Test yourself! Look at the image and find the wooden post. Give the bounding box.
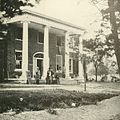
[83,56,87,91]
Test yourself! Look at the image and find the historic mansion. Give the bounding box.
[0,9,85,82]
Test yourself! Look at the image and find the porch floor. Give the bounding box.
[3,77,83,85]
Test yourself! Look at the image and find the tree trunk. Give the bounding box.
[108,0,120,75]
[95,66,98,82]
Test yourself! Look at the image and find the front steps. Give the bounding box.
[3,77,84,85]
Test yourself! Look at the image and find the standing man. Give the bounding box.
[46,67,55,84]
[35,67,41,84]
[46,68,51,84]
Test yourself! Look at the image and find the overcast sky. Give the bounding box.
[29,0,102,29]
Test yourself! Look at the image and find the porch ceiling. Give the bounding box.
[15,22,65,36]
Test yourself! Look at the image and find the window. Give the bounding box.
[56,36,62,46]
[56,55,62,72]
[69,58,73,73]
[37,32,44,43]
[69,36,79,49]
[15,50,22,69]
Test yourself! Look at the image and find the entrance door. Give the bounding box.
[33,52,44,77]
[37,59,43,76]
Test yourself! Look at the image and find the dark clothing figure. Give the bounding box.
[35,72,40,84]
[55,74,60,84]
[35,68,41,84]
[46,69,52,84]
[46,67,60,84]
[46,68,54,84]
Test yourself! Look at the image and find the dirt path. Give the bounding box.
[1,83,120,94]
[0,95,120,120]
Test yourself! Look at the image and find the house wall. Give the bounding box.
[7,26,16,77]
[28,29,43,76]
[7,25,66,78]
[49,34,65,72]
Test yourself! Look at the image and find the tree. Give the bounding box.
[91,0,120,75]
[83,43,104,82]
[92,53,103,82]
[83,29,106,82]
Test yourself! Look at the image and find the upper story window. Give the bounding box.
[56,36,62,46]
[37,32,44,44]
[69,58,73,73]
[69,36,79,49]
[15,50,22,69]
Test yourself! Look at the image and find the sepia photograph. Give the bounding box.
[0,0,120,119]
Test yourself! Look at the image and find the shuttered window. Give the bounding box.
[15,50,22,69]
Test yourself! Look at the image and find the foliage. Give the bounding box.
[0,0,33,18]
[89,62,109,76]
[91,0,120,75]
[0,89,117,113]
[0,0,35,40]
[83,14,120,80]
[83,30,106,81]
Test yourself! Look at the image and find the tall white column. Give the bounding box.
[65,32,70,79]
[78,35,84,82]
[42,25,49,79]
[33,56,37,77]
[20,21,29,80]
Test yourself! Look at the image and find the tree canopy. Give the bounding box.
[91,0,120,75]
[0,0,34,19]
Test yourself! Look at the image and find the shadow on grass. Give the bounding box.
[0,89,118,114]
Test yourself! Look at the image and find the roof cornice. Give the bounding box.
[22,9,85,31]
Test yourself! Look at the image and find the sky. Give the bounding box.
[28,0,103,29]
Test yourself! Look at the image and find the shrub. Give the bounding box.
[0,90,118,113]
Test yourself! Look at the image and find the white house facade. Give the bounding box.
[3,9,85,82]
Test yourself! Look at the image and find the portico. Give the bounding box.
[7,9,85,81]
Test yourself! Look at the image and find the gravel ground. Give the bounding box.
[0,95,120,120]
[1,82,120,93]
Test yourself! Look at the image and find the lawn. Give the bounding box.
[0,89,118,114]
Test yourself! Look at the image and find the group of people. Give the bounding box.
[46,67,59,84]
[34,67,59,84]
